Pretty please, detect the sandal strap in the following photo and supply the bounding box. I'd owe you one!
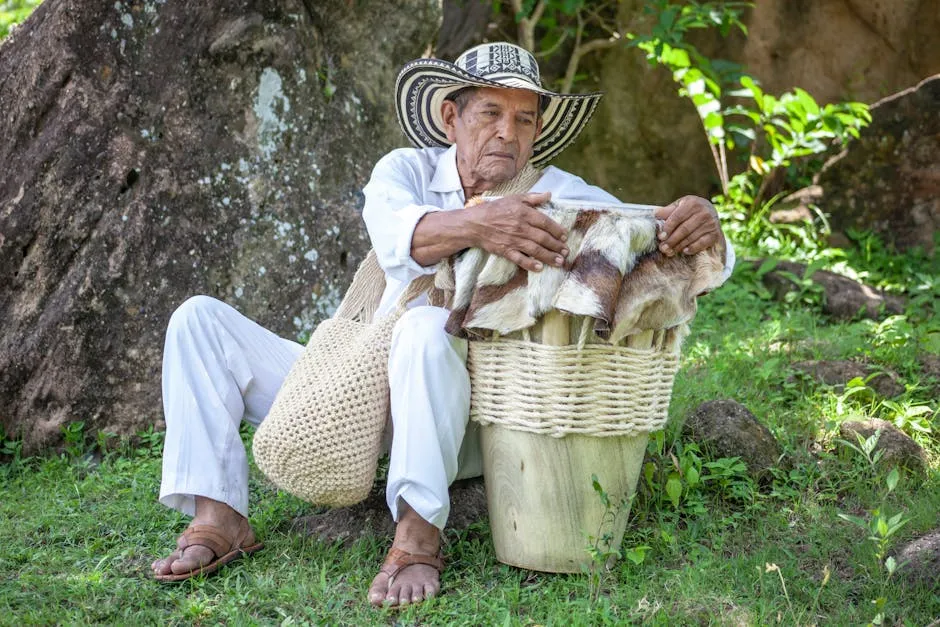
[177,525,235,558]
[379,547,444,581]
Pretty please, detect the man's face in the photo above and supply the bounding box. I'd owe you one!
[441,86,542,190]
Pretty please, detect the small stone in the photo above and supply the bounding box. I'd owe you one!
[790,360,905,398]
[290,478,487,544]
[758,259,905,321]
[892,529,940,586]
[838,419,927,473]
[682,399,782,479]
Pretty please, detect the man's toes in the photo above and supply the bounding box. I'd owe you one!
[423,582,440,600]
[393,583,414,606]
[151,550,181,576]
[169,545,215,575]
[368,574,389,606]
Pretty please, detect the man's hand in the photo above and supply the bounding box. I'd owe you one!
[463,191,568,272]
[654,195,723,257]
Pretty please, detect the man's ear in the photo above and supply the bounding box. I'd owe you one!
[441,100,459,143]
[535,116,543,140]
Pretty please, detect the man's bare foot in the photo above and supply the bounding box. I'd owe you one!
[368,503,442,607]
[151,497,252,577]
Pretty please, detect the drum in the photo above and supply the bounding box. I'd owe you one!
[440,200,725,573]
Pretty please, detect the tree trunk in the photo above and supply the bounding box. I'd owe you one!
[0,0,440,450]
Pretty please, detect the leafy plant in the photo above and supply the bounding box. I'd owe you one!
[879,400,936,449]
[836,428,885,472]
[641,435,706,516]
[630,1,870,206]
[584,474,640,605]
[837,468,910,626]
[1,436,25,471]
[700,456,753,502]
[135,424,165,457]
[61,421,87,459]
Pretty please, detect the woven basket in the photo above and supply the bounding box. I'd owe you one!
[468,318,685,572]
[468,336,681,438]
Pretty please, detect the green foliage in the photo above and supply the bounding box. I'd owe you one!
[584,474,636,605]
[0,0,41,40]
[631,0,871,262]
[61,420,87,459]
[837,468,911,626]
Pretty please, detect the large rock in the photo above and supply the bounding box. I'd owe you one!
[682,399,781,479]
[0,0,440,450]
[816,75,940,253]
[553,0,940,204]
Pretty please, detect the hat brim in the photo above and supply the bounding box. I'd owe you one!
[395,58,603,167]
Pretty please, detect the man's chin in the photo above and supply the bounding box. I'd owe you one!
[479,163,520,186]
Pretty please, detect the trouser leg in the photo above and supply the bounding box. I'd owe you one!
[159,295,303,517]
[385,306,477,530]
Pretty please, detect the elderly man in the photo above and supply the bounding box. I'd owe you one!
[150,42,734,606]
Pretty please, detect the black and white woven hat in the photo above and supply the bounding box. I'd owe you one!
[395,42,603,167]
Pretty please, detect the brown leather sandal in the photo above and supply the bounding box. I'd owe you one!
[154,517,263,582]
[378,547,444,588]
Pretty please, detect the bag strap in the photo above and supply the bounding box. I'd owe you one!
[333,251,437,323]
[393,274,436,315]
[481,163,544,197]
[333,250,387,322]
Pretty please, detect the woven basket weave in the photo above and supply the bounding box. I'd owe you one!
[253,252,431,507]
[468,336,681,438]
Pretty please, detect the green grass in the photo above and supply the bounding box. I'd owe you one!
[1,242,938,625]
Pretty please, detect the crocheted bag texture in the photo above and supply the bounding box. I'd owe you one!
[253,251,430,507]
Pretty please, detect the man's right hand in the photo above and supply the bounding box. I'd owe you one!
[463,192,568,272]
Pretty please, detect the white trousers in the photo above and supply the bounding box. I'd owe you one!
[159,295,480,530]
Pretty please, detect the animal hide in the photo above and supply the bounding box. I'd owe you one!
[438,201,726,343]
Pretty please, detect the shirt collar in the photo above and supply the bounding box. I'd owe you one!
[428,144,463,194]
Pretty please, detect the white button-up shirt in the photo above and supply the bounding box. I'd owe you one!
[362,145,735,316]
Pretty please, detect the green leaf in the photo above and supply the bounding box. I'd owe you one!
[877,517,889,538]
[740,76,764,107]
[794,88,821,117]
[755,257,778,278]
[886,467,899,493]
[837,512,868,529]
[625,545,651,565]
[665,473,683,509]
[885,556,896,575]
[666,47,692,69]
[685,465,700,488]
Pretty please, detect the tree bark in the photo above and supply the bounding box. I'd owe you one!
[0,0,440,450]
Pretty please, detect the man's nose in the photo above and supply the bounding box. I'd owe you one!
[496,116,518,142]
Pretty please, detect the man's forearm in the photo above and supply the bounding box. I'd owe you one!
[410,210,477,267]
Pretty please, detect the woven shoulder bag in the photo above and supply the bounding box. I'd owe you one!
[253,251,433,507]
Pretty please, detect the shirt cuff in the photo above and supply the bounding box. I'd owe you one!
[390,204,443,280]
[721,238,736,283]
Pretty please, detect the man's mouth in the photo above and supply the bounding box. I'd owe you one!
[486,152,515,160]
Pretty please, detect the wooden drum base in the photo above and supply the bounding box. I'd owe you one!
[481,424,649,573]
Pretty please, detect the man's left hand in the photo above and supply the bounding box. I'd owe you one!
[653,195,723,257]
